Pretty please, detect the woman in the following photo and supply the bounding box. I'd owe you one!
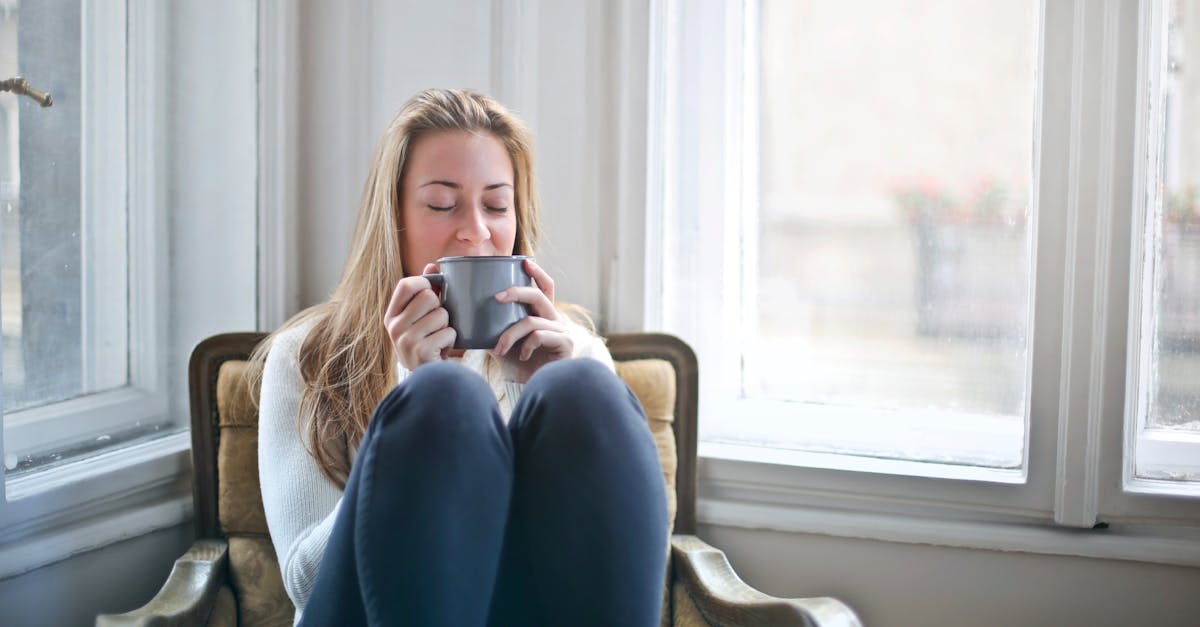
[254,88,668,626]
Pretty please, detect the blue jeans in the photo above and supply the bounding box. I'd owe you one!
[298,359,669,627]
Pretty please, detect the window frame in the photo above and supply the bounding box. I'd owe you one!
[0,0,272,579]
[0,1,181,579]
[1122,0,1200,498]
[2,0,170,473]
[636,0,1200,562]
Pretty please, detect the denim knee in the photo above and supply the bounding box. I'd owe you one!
[371,361,500,442]
[517,359,644,436]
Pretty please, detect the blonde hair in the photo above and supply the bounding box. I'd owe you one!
[251,88,541,488]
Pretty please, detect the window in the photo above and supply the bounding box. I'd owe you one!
[744,0,1035,471]
[650,0,1200,532]
[0,0,259,576]
[1130,0,1200,487]
[1,0,148,476]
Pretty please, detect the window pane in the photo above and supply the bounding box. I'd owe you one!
[744,0,1037,467]
[1138,0,1200,481]
[1,0,96,413]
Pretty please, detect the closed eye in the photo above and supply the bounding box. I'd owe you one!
[427,204,455,212]
[485,205,509,213]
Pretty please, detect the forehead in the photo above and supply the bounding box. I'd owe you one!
[404,130,513,184]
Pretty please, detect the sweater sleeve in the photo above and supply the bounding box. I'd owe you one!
[258,325,343,615]
[569,321,615,371]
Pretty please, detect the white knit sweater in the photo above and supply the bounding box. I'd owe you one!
[258,319,614,623]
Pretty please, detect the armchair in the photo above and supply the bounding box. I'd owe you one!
[97,332,861,626]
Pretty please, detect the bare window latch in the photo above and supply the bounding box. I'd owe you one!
[0,76,53,107]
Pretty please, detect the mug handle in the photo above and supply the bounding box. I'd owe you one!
[422,273,445,296]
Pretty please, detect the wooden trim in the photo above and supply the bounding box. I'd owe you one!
[607,332,699,535]
[188,332,267,539]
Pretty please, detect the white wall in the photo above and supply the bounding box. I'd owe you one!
[702,524,1200,627]
[0,524,192,627]
[295,0,609,316]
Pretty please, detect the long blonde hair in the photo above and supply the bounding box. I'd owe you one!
[251,88,541,488]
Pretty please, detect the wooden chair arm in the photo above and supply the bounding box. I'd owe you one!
[671,534,863,627]
[95,539,229,627]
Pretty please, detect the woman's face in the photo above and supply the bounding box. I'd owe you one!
[400,130,518,275]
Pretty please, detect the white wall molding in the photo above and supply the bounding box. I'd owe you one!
[257,0,300,330]
[0,494,191,580]
[295,0,377,307]
[80,0,129,392]
[603,0,652,333]
[699,496,1200,570]
[491,0,539,134]
[0,432,191,579]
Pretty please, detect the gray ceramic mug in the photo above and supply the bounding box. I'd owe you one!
[422,255,533,349]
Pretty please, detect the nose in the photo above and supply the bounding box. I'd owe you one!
[455,204,491,247]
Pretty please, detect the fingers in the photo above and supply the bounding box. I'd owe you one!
[418,326,457,362]
[384,268,454,370]
[494,286,558,319]
[523,258,555,302]
[493,315,571,360]
[383,262,441,321]
[516,329,570,361]
[385,274,435,321]
[394,313,456,368]
[384,288,443,342]
[492,258,557,319]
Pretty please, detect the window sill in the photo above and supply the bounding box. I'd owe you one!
[700,440,1027,485]
[698,446,1200,568]
[0,431,192,579]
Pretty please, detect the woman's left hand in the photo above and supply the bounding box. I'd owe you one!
[491,258,574,383]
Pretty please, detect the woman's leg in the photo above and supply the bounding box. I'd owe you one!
[300,361,513,627]
[488,359,669,627]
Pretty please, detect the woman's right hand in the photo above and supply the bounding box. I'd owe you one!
[384,263,457,371]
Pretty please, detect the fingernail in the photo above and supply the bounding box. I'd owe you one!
[495,290,509,302]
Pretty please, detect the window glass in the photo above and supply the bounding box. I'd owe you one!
[0,0,99,413]
[742,0,1038,467]
[1139,0,1200,480]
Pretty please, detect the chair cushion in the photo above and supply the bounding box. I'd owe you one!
[227,536,293,627]
[207,584,237,627]
[615,358,679,534]
[217,361,269,536]
[672,578,710,627]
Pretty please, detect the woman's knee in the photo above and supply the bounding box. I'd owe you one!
[373,361,499,439]
[520,359,643,434]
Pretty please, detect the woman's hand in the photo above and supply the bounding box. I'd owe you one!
[492,259,574,383]
[384,262,459,371]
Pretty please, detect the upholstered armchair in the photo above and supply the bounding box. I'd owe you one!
[97,332,861,626]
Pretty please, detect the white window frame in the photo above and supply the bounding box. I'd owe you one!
[0,0,274,579]
[631,0,1200,566]
[0,1,185,579]
[1123,0,1200,497]
[1,0,170,467]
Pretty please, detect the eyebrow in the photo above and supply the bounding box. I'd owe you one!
[419,180,513,191]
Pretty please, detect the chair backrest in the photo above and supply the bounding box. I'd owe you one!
[187,331,699,542]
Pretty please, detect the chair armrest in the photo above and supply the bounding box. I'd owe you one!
[96,539,229,627]
[671,534,862,627]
